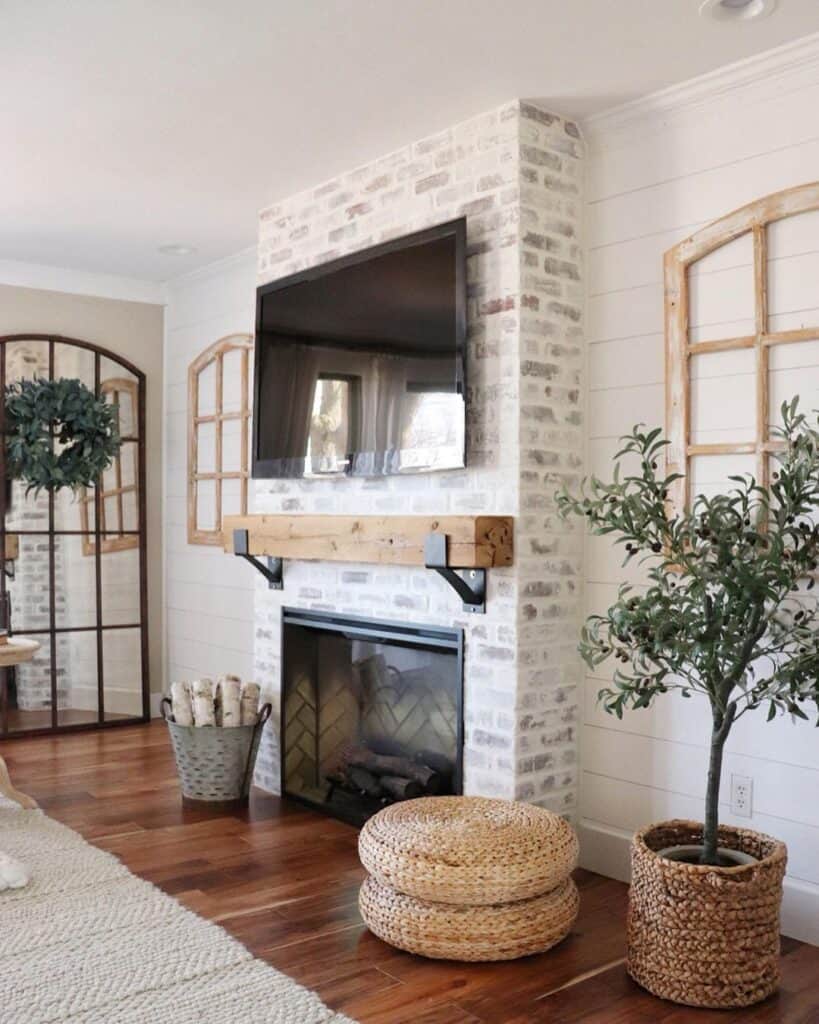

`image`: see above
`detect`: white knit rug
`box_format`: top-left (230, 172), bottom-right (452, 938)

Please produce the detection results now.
top-left (0, 801), bottom-right (357, 1024)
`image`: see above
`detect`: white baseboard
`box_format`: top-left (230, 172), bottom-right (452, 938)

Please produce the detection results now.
top-left (578, 818), bottom-right (819, 946)
top-left (67, 685), bottom-right (161, 719)
top-left (578, 819), bottom-right (632, 883)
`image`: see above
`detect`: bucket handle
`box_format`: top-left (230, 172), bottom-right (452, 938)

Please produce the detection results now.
top-left (240, 702), bottom-right (273, 797)
top-left (160, 697), bottom-right (270, 729)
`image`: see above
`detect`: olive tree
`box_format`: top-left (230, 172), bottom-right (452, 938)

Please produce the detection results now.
top-left (557, 399), bottom-right (819, 865)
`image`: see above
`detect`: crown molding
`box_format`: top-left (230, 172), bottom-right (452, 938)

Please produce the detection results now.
top-left (0, 259), bottom-right (165, 305)
top-left (163, 245), bottom-right (256, 290)
top-left (584, 30), bottom-right (819, 138)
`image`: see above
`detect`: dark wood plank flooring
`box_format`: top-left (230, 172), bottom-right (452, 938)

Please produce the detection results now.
top-left (4, 707), bottom-right (132, 731)
top-left (2, 721), bottom-right (817, 1023)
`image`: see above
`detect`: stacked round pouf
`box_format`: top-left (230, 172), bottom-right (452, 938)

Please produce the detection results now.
top-left (358, 796), bottom-right (579, 961)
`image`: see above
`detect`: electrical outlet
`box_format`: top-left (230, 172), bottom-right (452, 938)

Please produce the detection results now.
top-left (730, 774), bottom-right (753, 818)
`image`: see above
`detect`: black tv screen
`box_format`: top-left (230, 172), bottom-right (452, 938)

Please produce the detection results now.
top-left (252, 218), bottom-right (466, 478)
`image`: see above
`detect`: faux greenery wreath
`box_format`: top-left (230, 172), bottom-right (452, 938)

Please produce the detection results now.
top-left (5, 377), bottom-right (122, 493)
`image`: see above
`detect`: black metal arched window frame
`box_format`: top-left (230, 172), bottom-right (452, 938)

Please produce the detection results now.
top-left (0, 335), bottom-right (149, 737)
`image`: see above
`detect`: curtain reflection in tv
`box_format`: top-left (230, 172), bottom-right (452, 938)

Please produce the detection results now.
top-left (256, 338), bottom-right (463, 476)
top-left (254, 223), bottom-right (466, 478)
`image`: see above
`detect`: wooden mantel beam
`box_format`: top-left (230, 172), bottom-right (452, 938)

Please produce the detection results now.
top-left (222, 515), bottom-right (514, 569)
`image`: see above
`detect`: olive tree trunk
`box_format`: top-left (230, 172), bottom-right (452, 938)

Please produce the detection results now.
top-left (701, 702), bottom-right (736, 865)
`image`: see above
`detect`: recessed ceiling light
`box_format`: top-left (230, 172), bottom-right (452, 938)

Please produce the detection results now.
top-left (158, 243), bottom-right (196, 256)
top-left (699, 0), bottom-right (778, 21)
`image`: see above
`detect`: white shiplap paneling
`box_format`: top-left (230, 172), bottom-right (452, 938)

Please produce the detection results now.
top-left (163, 251), bottom-right (257, 691)
top-left (583, 50), bottom-right (819, 943)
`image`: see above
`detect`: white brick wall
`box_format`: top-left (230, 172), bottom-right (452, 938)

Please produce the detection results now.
top-left (252, 100), bottom-right (585, 812)
top-left (515, 107), bottom-right (584, 806)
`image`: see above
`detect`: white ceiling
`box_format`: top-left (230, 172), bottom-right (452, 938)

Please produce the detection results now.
top-left (4, 0), bottom-right (819, 283)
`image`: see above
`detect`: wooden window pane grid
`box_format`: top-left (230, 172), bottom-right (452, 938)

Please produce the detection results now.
top-left (79, 378), bottom-right (139, 555)
top-left (665, 183), bottom-right (819, 514)
top-left (188, 334), bottom-right (253, 545)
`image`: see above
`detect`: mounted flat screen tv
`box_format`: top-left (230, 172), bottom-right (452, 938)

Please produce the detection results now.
top-left (253, 218), bottom-right (466, 478)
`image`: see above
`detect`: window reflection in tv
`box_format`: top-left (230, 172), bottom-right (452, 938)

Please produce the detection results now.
top-left (253, 220), bottom-right (466, 478)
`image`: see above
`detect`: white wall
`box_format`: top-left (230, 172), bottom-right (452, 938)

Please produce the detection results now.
top-left (581, 46), bottom-right (819, 943)
top-left (163, 250), bottom-right (257, 690)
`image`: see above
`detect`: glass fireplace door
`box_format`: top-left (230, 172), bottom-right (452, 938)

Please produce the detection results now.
top-left (281, 608), bottom-right (463, 825)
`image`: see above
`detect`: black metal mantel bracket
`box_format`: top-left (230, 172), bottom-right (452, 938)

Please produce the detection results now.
top-left (424, 533), bottom-right (486, 614)
top-left (233, 529), bottom-right (283, 590)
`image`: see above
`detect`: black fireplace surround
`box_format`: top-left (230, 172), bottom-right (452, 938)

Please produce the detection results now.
top-left (280, 608), bottom-right (464, 825)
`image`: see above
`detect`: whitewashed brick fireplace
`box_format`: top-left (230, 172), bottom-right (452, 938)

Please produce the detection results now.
top-left (252, 100), bottom-right (584, 813)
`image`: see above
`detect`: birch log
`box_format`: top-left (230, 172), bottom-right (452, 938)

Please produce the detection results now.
top-left (216, 675), bottom-right (242, 727)
top-left (170, 681), bottom-right (193, 726)
top-left (240, 682), bottom-right (261, 725)
top-left (191, 678), bottom-right (216, 727)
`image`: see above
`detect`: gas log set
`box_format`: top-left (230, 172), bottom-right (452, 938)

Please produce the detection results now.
top-left (329, 746), bottom-right (454, 805)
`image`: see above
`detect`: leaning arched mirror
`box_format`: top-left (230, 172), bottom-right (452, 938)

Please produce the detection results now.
top-left (0, 335), bottom-right (149, 736)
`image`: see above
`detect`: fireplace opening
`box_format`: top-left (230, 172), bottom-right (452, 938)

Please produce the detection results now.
top-left (281, 608), bottom-right (463, 825)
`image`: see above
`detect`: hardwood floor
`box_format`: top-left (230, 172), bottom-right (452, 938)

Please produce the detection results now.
top-left (4, 707), bottom-right (133, 731)
top-left (2, 721), bottom-right (818, 1024)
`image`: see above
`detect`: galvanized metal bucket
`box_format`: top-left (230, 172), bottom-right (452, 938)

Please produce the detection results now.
top-left (161, 698), bottom-right (272, 804)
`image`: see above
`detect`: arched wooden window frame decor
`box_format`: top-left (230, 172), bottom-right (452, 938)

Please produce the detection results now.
top-left (665, 182), bottom-right (819, 514)
top-left (79, 377), bottom-right (140, 555)
top-left (0, 334), bottom-right (149, 737)
top-left (187, 334), bottom-right (253, 545)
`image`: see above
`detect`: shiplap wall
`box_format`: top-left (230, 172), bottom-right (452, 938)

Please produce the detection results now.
top-left (582, 54), bottom-right (819, 943)
top-left (163, 251), bottom-right (257, 690)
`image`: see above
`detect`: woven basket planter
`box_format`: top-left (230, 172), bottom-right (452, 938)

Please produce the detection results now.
top-left (627, 819), bottom-right (787, 1009)
top-left (359, 875), bottom-right (579, 961)
top-left (359, 795), bottom-right (579, 905)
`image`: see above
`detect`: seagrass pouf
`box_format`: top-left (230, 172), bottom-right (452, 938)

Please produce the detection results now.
top-left (358, 796), bottom-right (580, 961)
